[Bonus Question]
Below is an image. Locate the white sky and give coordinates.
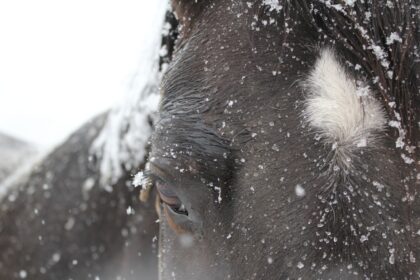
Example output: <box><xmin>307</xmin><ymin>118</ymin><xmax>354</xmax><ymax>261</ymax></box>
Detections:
<box><xmin>0</xmin><ymin>0</ymin><xmax>165</xmax><ymax>148</ymax></box>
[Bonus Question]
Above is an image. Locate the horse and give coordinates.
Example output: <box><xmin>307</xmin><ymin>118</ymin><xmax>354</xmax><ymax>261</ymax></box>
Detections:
<box><xmin>0</xmin><ymin>113</ymin><xmax>159</xmax><ymax>280</ymax></box>
<box><xmin>147</xmin><ymin>0</ymin><xmax>419</xmax><ymax>279</ymax></box>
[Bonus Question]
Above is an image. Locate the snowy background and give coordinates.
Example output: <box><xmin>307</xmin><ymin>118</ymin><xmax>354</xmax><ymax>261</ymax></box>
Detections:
<box><xmin>0</xmin><ymin>0</ymin><xmax>163</xmax><ymax>148</ymax></box>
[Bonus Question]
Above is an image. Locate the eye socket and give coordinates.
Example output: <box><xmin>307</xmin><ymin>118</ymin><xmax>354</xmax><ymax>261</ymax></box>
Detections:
<box><xmin>155</xmin><ymin>180</ymin><xmax>196</xmax><ymax>235</ymax></box>
<box><xmin>142</xmin><ymin>165</ymin><xmax>198</xmax><ymax>234</ymax></box>
<box><xmin>155</xmin><ymin>180</ymin><xmax>188</xmax><ymax>216</ymax></box>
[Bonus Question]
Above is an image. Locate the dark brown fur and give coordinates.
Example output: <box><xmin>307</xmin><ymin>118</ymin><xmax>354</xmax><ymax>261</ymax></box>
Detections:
<box><xmin>151</xmin><ymin>1</ymin><xmax>420</xmax><ymax>279</ymax></box>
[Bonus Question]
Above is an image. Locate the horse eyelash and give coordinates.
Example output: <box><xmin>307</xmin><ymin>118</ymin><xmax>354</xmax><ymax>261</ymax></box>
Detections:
<box><xmin>138</xmin><ymin>170</ymin><xmax>159</xmax><ymax>203</ymax></box>
<box><xmin>141</xmin><ymin>170</ymin><xmax>158</xmax><ymax>185</ymax></box>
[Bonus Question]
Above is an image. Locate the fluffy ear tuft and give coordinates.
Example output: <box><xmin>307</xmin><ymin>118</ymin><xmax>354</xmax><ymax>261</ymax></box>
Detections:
<box><xmin>303</xmin><ymin>48</ymin><xmax>386</xmax><ymax>169</ymax></box>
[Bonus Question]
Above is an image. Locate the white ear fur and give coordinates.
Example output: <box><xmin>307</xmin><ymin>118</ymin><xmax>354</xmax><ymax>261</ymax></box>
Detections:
<box><xmin>303</xmin><ymin>48</ymin><xmax>386</xmax><ymax>168</ymax></box>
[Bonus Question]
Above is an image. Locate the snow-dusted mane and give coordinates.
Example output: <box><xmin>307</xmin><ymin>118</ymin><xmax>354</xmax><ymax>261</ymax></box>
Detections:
<box><xmin>91</xmin><ymin>0</ymin><xmax>168</xmax><ymax>184</ymax></box>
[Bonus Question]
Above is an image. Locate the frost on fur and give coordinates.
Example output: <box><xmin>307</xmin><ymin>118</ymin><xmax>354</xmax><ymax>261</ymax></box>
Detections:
<box><xmin>91</xmin><ymin>1</ymin><xmax>168</xmax><ymax>184</ymax></box>
<box><xmin>303</xmin><ymin>49</ymin><xmax>386</xmax><ymax>168</ymax></box>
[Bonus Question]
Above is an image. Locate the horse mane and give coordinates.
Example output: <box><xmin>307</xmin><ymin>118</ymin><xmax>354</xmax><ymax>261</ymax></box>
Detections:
<box><xmin>171</xmin><ymin>0</ymin><xmax>208</xmax><ymax>34</ymax></box>
<box><xmin>159</xmin><ymin>11</ymin><xmax>179</xmax><ymax>72</ymax></box>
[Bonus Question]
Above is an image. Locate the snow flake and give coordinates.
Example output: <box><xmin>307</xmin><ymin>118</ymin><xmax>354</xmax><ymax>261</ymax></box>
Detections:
<box><xmin>331</xmin><ymin>4</ymin><xmax>344</xmax><ymax>12</ymax></box>
<box><xmin>52</xmin><ymin>252</ymin><xmax>61</xmax><ymax>263</ymax></box>
<box><xmin>64</xmin><ymin>217</ymin><xmax>75</xmax><ymax>231</ymax></box>
<box><xmin>19</xmin><ymin>270</ymin><xmax>27</xmax><ymax>279</ymax></box>
<box><xmin>388</xmin><ymin>120</ymin><xmax>406</xmax><ymax>149</ymax></box>
<box><xmin>372</xmin><ymin>181</ymin><xmax>385</xmax><ymax>192</ymax></box>
<box><xmin>126</xmin><ymin>206</ymin><xmax>135</xmax><ymax>215</ymax></box>
<box><xmin>297</xmin><ymin>261</ymin><xmax>304</xmax><ymax>269</ymax></box>
<box><xmin>82</xmin><ymin>178</ymin><xmax>95</xmax><ymax>194</ymax></box>
<box><xmin>263</xmin><ymin>0</ymin><xmax>283</xmax><ymax>12</ymax></box>
<box><xmin>389</xmin><ymin>248</ymin><xmax>395</xmax><ymax>265</ymax></box>
<box><xmin>179</xmin><ymin>234</ymin><xmax>194</xmax><ymax>248</ymax></box>
<box><xmin>386</xmin><ymin>32</ymin><xmax>402</xmax><ymax>45</ymax></box>
<box><xmin>344</xmin><ymin>0</ymin><xmax>356</xmax><ymax>6</ymax></box>
<box><xmin>356</xmin><ymin>85</ymin><xmax>370</xmax><ymax>97</ymax></box>
<box><xmin>133</xmin><ymin>171</ymin><xmax>147</xmax><ymax>188</ymax></box>
<box><xmin>401</xmin><ymin>153</ymin><xmax>414</xmax><ymax>165</ymax></box>
<box><xmin>356</xmin><ymin>138</ymin><xmax>367</xmax><ymax>148</ymax></box>
<box><xmin>214</xmin><ymin>186</ymin><xmax>222</xmax><ymax>203</ymax></box>
<box><xmin>370</xmin><ymin>44</ymin><xmax>390</xmax><ymax>68</ymax></box>
<box><xmin>295</xmin><ymin>184</ymin><xmax>306</xmax><ymax>197</ymax></box>
<box><xmin>410</xmin><ymin>251</ymin><xmax>416</xmax><ymax>263</ymax></box>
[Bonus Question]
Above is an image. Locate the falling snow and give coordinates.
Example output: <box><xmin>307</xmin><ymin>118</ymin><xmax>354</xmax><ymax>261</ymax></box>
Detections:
<box><xmin>19</xmin><ymin>270</ymin><xmax>27</xmax><ymax>279</ymax></box>
<box><xmin>263</xmin><ymin>0</ymin><xmax>283</xmax><ymax>12</ymax></box>
<box><xmin>295</xmin><ymin>184</ymin><xmax>306</xmax><ymax>197</ymax></box>
<box><xmin>126</xmin><ymin>206</ymin><xmax>135</xmax><ymax>215</ymax></box>
<box><xmin>386</xmin><ymin>32</ymin><xmax>402</xmax><ymax>45</ymax></box>
<box><xmin>0</xmin><ymin>1</ymin><xmax>418</xmax><ymax>279</ymax></box>
<box><xmin>132</xmin><ymin>171</ymin><xmax>148</xmax><ymax>188</ymax></box>
<box><xmin>297</xmin><ymin>262</ymin><xmax>304</xmax><ymax>269</ymax></box>
<box><xmin>91</xmin><ymin>5</ymin><xmax>166</xmax><ymax>184</ymax></box>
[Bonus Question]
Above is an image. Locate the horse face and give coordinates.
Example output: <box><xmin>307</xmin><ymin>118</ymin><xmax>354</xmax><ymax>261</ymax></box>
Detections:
<box><xmin>149</xmin><ymin>1</ymin><xmax>418</xmax><ymax>279</ymax></box>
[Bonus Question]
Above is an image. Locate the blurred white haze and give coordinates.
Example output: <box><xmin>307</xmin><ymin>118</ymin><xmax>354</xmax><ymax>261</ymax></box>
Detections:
<box><xmin>0</xmin><ymin>0</ymin><xmax>164</xmax><ymax>148</ymax></box>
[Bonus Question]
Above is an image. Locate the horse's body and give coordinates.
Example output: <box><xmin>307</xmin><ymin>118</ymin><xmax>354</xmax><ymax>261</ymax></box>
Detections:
<box><xmin>150</xmin><ymin>1</ymin><xmax>419</xmax><ymax>279</ymax></box>
<box><xmin>0</xmin><ymin>132</ymin><xmax>37</xmax><ymax>183</ymax></box>
<box><xmin>0</xmin><ymin>114</ymin><xmax>159</xmax><ymax>279</ymax></box>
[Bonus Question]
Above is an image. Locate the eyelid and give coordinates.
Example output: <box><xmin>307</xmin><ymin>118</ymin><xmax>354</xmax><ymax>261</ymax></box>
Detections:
<box><xmin>143</xmin><ymin>161</ymin><xmax>190</xmax><ymax>216</ymax></box>
<box><xmin>146</xmin><ymin>162</ymin><xmax>176</xmax><ymax>185</ymax></box>
<box><xmin>155</xmin><ymin>180</ymin><xmax>180</xmax><ymax>206</ymax></box>
<box><xmin>139</xmin><ymin>162</ymin><xmax>172</xmax><ymax>203</ymax></box>
<box><xmin>163</xmin><ymin>203</ymin><xmax>193</xmax><ymax>234</ymax></box>
<box><xmin>144</xmin><ymin>164</ymin><xmax>182</xmax><ymax>206</ymax></box>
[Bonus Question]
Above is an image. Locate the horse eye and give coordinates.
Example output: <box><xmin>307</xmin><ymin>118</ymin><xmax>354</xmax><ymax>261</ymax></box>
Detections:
<box><xmin>151</xmin><ymin>176</ymin><xmax>198</xmax><ymax>235</ymax></box>
<box><xmin>155</xmin><ymin>180</ymin><xmax>188</xmax><ymax>216</ymax></box>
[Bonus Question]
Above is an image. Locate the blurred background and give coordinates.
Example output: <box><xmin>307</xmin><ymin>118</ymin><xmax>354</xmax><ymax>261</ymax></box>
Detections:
<box><xmin>0</xmin><ymin>4</ymin><xmax>167</xmax><ymax>277</ymax></box>
<box><xmin>0</xmin><ymin>0</ymin><xmax>162</xmax><ymax>149</ymax></box>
